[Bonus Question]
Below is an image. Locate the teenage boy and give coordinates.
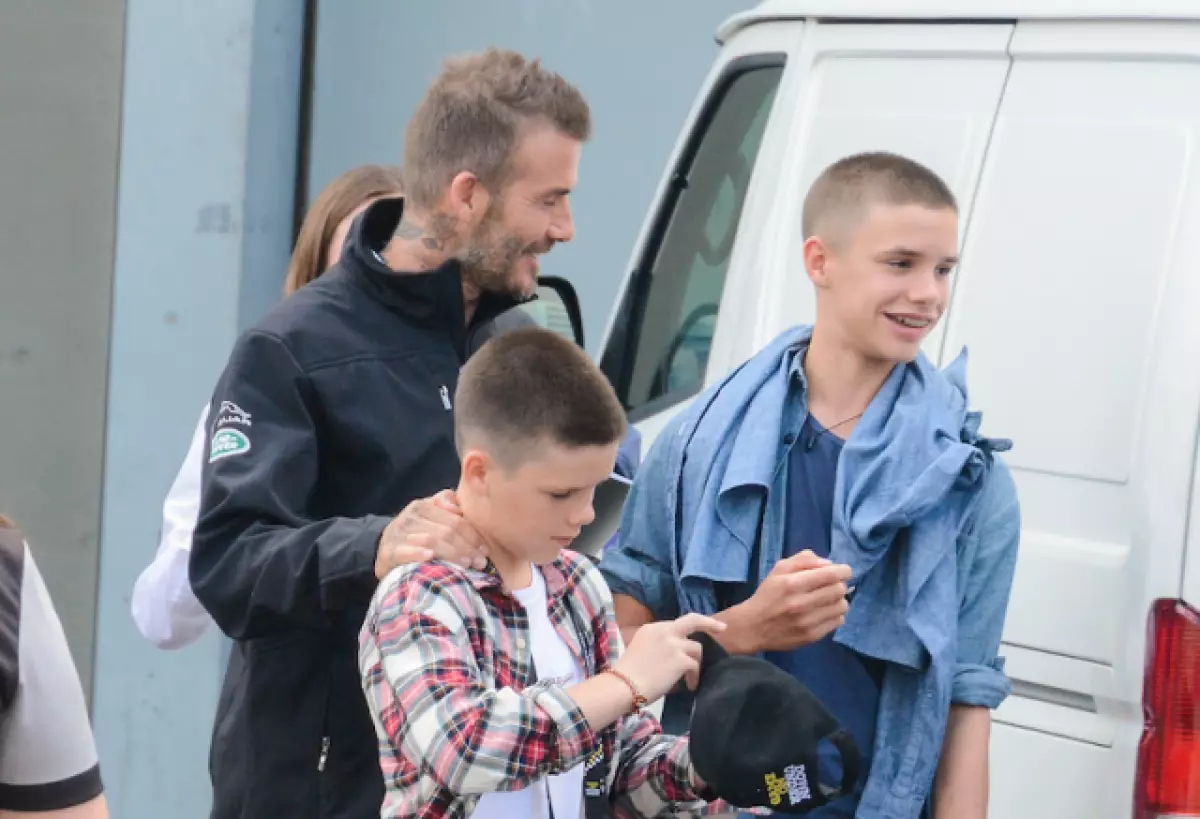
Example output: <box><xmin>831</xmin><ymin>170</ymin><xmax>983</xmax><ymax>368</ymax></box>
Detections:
<box><xmin>600</xmin><ymin>152</ymin><xmax>1021</xmax><ymax>819</ymax></box>
<box><xmin>359</xmin><ymin>327</ymin><xmax>731</xmax><ymax>819</ymax></box>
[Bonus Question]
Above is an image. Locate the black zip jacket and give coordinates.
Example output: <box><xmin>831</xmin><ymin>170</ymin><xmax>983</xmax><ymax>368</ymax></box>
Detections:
<box><xmin>190</xmin><ymin>197</ymin><xmax>524</xmax><ymax>819</ymax></box>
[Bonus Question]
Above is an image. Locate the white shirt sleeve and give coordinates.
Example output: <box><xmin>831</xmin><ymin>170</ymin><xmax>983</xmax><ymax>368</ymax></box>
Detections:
<box><xmin>0</xmin><ymin>535</ymin><xmax>104</xmax><ymax>811</ymax></box>
<box><xmin>130</xmin><ymin>405</ymin><xmax>213</xmax><ymax>650</ymax></box>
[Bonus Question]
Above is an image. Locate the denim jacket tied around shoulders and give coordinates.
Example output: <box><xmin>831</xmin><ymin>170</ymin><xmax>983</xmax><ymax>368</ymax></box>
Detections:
<box><xmin>600</xmin><ymin>326</ymin><xmax>1021</xmax><ymax>819</ymax></box>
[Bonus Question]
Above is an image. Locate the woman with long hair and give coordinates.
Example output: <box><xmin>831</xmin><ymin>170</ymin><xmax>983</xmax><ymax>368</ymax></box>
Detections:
<box><xmin>131</xmin><ymin>165</ymin><xmax>405</xmax><ymax>650</ymax></box>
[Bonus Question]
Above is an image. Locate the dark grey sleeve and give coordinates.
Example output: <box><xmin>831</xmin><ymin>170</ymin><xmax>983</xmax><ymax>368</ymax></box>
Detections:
<box><xmin>0</xmin><ymin>531</ymin><xmax>104</xmax><ymax>812</ymax></box>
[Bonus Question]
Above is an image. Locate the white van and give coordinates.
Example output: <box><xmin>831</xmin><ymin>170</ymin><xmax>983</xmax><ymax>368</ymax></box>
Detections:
<box><xmin>564</xmin><ymin>2</ymin><xmax>1200</xmax><ymax>817</ymax></box>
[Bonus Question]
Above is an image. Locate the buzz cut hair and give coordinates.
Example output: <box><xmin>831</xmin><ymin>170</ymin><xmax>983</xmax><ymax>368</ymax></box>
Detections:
<box><xmin>403</xmin><ymin>48</ymin><xmax>592</xmax><ymax>212</ymax></box>
<box><xmin>801</xmin><ymin>152</ymin><xmax>957</xmax><ymax>241</ymax></box>
<box><xmin>454</xmin><ymin>327</ymin><xmax>626</xmax><ymax>468</ymax></box>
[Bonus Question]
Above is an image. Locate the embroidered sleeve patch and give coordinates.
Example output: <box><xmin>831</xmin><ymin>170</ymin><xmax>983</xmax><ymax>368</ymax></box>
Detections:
<box><xmin>209</xmin><ymin>429</ymin><xmax>250</xmax><ymax>462</ymax></box>
<box><xmin>209</xmin><ymin>401</ymin><xmax>252</xmax><ymax>463</ymax></box>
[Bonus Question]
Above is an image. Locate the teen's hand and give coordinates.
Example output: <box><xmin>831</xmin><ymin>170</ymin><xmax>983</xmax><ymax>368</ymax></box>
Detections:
<box><xmin>613</xmin><ymin>613</ymin><xmax>726</xmax><ymax>703</ymax></box>
<box><xmin>721</xmin><ymin>550</ymin><xmax>851</xmax><ymax>654</ymax></box>
<box><xmin>374</xmin><ymin>490</ymin><xmax>488</xmax><ymax>580</ymax></box>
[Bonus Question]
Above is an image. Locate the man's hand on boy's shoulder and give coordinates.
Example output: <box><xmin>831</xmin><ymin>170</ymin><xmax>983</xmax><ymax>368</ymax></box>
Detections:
<box><xmin>374</xmin><ymin>490</ymin><xmax>489</xmax><ymax>580</ymax></box>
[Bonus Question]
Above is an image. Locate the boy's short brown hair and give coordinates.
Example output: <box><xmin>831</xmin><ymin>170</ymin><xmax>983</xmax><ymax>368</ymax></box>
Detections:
<box><xmin>802</xmin><ymin>151</ymin><xmax>957</xmax><ymax>242</ymax></box>
<box><xmin>403</xmin><ymin>48</ymin><xmax>592</xmax><ymax>212</ymax></box>
<box><xmin>454</xmin><ymin>327</ymin><xmax>625</xmax><ymax>468</ymax></box>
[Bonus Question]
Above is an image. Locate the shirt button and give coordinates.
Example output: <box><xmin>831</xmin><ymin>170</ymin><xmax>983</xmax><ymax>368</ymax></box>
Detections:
<box><xmin>783</xmin><ymin>433</ymin><xmax>796</xmax><ymax>445</ymax></box>
<box><xmin>516</xmin><ymin>638</ymin><xmax>527</xmax><ymax>651</ymax></box>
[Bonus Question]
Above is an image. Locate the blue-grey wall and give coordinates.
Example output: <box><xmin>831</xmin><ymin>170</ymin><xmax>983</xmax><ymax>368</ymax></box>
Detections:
<box><xmin>307</xmin><ymin>0</ymin><xmax>752</xmax><ymax>352</ymax></box>
<box><xmin>91</xmin><ymin>3</ymin><xmax>304</xmax><ymax>817</ymax></box>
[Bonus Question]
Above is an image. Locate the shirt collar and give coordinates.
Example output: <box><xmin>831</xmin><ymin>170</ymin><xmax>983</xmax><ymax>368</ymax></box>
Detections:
<box><xmin>467</xmin><ymin>556</ymin><xmax>576</xmax><ymax>600</ymax></box>
<box><xmin>787</xmin><ymin>344</ymin><xmax>808</xmax><ymax>390</ymax></box>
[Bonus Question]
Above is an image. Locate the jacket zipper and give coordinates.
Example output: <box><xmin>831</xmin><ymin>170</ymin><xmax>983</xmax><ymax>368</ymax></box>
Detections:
<box><xmin>318</xmin><ymin>669</ymin><xmax>331</xmax><ymax>773</ymax></box>
<box><xmin>318</xmin><ymin>735</ymin><xmax>330</xmax><ymax>772</ymax></box>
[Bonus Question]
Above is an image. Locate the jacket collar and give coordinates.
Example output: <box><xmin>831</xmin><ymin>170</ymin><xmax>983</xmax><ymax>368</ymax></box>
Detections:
<box><xmin>344</xmin><ymin>196</ymin><xmax>522</xmax><ymax>359</ymax></box>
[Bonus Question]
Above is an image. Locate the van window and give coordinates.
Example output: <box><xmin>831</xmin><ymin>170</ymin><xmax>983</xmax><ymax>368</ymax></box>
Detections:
<box><xmin>600</xmin><ymin>56</ymin><xmax>784</xmax><ymax>420</ymax></box>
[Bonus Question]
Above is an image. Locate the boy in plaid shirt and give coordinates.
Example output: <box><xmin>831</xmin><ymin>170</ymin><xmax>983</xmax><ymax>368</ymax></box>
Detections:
<box><xmin>359</xmin><ymin>327</ymin><xmax>731</xmax><ymax>819</ymax></box>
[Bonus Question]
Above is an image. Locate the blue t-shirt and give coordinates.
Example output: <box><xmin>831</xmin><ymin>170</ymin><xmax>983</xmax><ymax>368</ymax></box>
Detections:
<box><xmin>761</xmin><ymin>415</ymin><xmax>884</xmax><ymax>817</ymax></box>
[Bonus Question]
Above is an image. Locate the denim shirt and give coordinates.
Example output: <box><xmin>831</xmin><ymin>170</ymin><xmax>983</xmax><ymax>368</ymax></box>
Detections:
<box><xmin>600</xmin><ymin>326</ymin><xmax>1021</xmax><ymax>819</ymax></box>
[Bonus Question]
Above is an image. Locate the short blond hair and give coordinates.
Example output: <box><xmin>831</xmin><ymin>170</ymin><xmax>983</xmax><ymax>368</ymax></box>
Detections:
<box><xmin>403</xmin><ymin>48</ymin><xmax>591</xmax><ymax>211</ymax></box>
<box><xmin>802</xmin><ymin>152</ymin><xmax>956</xmax><ymax>241</ymax></box>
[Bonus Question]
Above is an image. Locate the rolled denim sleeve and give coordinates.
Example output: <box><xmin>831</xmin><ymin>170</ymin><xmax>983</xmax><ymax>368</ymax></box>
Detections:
<box><xmin>953</xmin><ymin>457</ymin><xmax>1021</xmax><ymax>708</ymax></box>
<box><xmin>599</xmin><ymin>428</ymin><xmax>680</xmax><ymax>621</ymax></box>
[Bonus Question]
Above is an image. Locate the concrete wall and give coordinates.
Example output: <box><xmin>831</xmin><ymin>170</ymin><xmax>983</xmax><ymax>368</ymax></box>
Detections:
<box><xmin>0</xmin><ymin>0</ymin><xmax>126</xmax><ymax>686</ymax></box>
<box><xmin>90</xmin><ymin>2</ymin><xmax>305</xmax><ymax>817</ymax></box>
<box><xmin>0</xmin><ymin>0</ymin><xmax>126</xmax><ymax>696</ymax></box>
<box><xmin>307</xmin><ymin>0</ymin><xmax>752</xmax><ymax>352</ymax></box>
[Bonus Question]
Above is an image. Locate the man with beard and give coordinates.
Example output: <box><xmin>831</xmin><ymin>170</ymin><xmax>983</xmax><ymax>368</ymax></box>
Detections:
<box><xmin>189</xmin><ymin>48</ymin><xmax>592</xmax><ymax>819</ymax></box>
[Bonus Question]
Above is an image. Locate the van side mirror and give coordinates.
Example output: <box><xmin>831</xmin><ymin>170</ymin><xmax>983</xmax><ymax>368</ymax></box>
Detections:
<box><xmin>521</xmin><ymin>276</ymin><xmax>586</xmax><ymax>348</ymax></box>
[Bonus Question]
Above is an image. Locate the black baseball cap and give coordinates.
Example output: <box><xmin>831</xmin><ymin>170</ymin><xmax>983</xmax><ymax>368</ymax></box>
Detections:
<box><xmin>687</xmin><ymin>633</ymin><xmax>862</xmax><ymax>814</ymax></box>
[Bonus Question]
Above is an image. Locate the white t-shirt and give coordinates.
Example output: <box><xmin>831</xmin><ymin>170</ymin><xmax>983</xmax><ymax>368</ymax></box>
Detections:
<box><xmin>472</xmin><ymin>565</ymin><xmax>586</xmax><ymax>819</ymax></box>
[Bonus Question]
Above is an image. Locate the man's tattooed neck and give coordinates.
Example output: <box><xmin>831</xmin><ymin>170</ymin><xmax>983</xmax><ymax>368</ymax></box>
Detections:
<box><xmin>393</xmin><ymin>217</ymin><xmax>444</xmax><ymax>251</ymax></box>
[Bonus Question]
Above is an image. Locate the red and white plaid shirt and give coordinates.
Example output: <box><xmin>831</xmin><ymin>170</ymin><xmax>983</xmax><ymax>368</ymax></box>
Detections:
<box><xmin>359</xmin><ymin>550</ymin><xmax>730</xmax><ymax>819</ymax></box>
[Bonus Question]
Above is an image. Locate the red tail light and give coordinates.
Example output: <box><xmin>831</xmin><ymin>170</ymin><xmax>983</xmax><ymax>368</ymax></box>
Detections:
<box><xmin>1135</xmin><ymin>598</ymin><xmax>1200</xmax><ymax>818</ymax></box>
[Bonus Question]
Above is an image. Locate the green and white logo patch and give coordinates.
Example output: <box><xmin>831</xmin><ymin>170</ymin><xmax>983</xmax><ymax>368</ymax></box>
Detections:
<box><xmin>209</xmin><ymin>428</ymin><xmax>251</xmax><ymax>463</ymax></box>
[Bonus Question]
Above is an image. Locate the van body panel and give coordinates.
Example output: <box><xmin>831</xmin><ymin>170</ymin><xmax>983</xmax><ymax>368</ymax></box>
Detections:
<box><xmin>718</xmin><ymin>0</ymin><xmax>1200</xmax><ymax>44</ymax></box>
<box><xmin>1187</xmin><ymin>457</ymin><xmax>1200</xmax><ymax>604</ymax></box>
<box><xmin>989</xmin><ymin>724</ymin><xmax>1120</xmax><ymax>817</ymax></box>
